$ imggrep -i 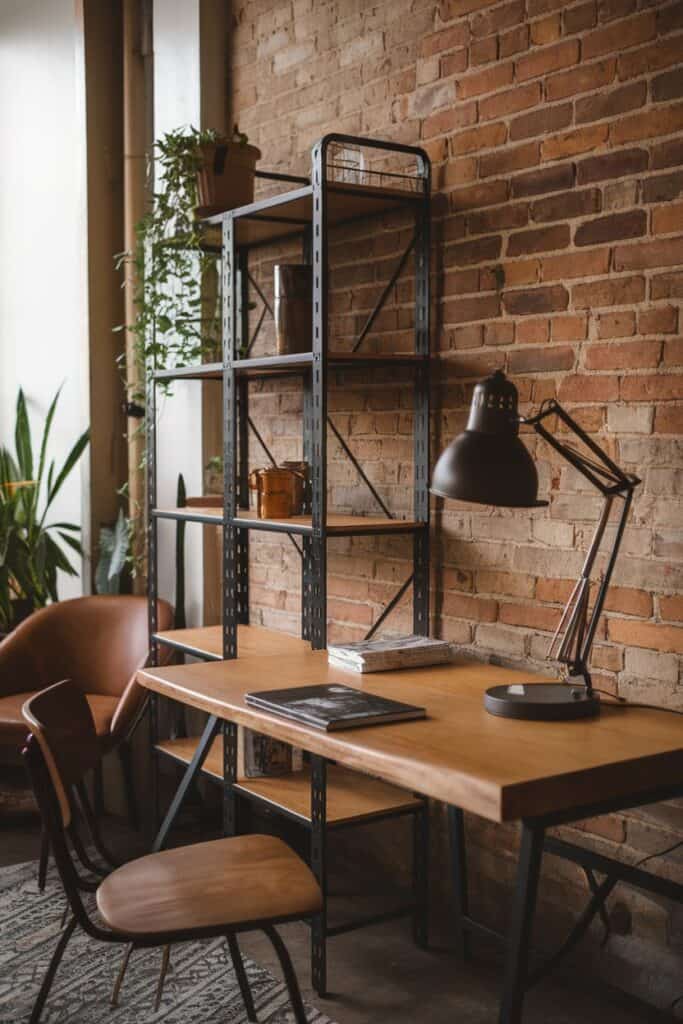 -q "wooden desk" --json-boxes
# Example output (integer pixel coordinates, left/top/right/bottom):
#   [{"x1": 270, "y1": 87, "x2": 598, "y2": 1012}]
[{"x1": 138, "y1": 652, "x2": 683, "y2": 1023}]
